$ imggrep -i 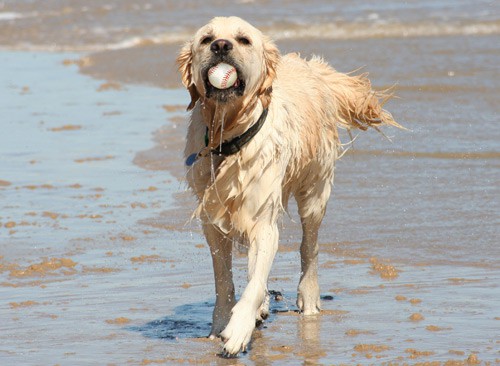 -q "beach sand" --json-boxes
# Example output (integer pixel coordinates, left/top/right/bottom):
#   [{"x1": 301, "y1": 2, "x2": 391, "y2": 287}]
[{"x1": 1, "y1": 2, "x2": 499, "y2": 365}]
